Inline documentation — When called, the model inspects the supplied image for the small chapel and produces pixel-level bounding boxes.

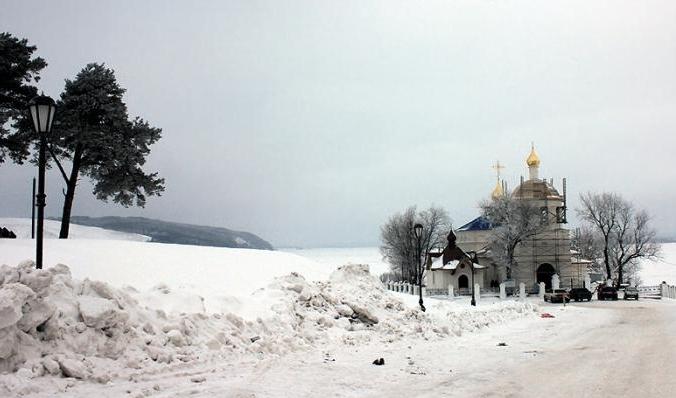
[424,145,591,295]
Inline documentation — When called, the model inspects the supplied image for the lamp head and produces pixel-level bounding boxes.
[413,223,423,239]
[28,95,56,134]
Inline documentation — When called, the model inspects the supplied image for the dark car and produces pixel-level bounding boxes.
[569,288,593,302]
[598,286,618,301]
[624,287,639,300]
[544,289,570,303]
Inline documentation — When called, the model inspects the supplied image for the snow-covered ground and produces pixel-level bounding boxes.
[282,246,391,277]
[0,221,543,397]
[0,218,149,242]
[0,239,329,317]
[2,221,675,397]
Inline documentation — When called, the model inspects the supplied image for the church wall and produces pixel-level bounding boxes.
[425,267,485,292]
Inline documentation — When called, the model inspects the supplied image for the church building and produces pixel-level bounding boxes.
[425,145,589,294]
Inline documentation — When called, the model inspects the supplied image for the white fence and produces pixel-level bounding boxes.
[659,283,676,299]
[635,283,676,299]
[387,281,676,300]
[385,281,426,296]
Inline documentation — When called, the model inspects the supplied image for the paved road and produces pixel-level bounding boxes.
[469,299,676,398]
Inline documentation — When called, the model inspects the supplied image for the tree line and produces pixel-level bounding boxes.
[0,32,164,237]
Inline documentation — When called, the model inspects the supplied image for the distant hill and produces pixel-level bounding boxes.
[65,216,274,250]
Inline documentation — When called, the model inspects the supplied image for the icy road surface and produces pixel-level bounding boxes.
[31,298,676,398]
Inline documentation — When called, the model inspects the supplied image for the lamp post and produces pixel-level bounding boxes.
[413,223,425,312]
[467,251,478,306]
[28,95,56,270]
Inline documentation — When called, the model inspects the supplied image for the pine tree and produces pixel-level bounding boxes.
[0,32,47,164]
[51,63,165,238]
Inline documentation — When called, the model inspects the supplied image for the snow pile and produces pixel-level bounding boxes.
[0,262,537,393]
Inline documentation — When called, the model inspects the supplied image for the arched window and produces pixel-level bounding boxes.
[458,274,469,289]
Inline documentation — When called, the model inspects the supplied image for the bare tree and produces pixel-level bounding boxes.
[577,192,623,280]
[577,192,660,285]
[480,196,545,280]
[610,206,660,285]
[571,226,604,274]
[379,205,451,283]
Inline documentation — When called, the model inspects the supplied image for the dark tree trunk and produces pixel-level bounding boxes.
[617,264,624,287]
[59,144,83,239]
[603,237,612,280]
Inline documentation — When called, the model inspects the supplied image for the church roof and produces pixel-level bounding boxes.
[512,179,562,200]
[430,256,485,270]
[457,216,492,231]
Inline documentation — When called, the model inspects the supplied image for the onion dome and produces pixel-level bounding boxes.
[526,144,540,167]
[491,181,504,199]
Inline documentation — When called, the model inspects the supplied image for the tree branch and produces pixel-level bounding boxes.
[46,142,70,185]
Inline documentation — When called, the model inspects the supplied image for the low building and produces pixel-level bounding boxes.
[424,231,486,295]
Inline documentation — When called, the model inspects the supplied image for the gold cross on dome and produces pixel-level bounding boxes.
[492,160,505,181]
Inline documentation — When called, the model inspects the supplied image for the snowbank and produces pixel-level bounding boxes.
[0,218,149,241]
[0,261,537,395]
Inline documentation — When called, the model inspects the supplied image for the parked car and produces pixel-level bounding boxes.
[597,286,618,301]
[544,289,570,303]
[568,288,593,302]
[624,287,639,300]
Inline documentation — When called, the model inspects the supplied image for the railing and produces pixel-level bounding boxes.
[637,285,662,299]
[659,283,676,299]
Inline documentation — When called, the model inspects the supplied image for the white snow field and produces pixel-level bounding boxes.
[0,222,542,397]
[282,247,391,276]
[0,218,149,241]
[639,242,676,284]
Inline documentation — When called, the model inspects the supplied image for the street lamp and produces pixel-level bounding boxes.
[413,223,425,312]
[28,95,56,270]
[467,251,478,306]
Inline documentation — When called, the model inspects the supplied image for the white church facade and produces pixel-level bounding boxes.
[424,146,590,295]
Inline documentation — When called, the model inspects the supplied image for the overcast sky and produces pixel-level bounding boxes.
[2,1,676,247]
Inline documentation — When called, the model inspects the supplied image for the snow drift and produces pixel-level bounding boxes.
[0,261,537,395]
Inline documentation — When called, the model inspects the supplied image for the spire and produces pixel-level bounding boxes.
[526,143,540,180]
[491,161,505,199]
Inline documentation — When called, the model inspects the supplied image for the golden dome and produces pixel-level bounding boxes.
[526,144,540,167]
[491,180,504,199]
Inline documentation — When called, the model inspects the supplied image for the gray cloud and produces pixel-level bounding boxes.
[1,0,675,247]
